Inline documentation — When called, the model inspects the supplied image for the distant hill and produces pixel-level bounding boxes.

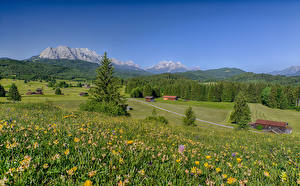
[270,66,300,76]
[175,67,246,80]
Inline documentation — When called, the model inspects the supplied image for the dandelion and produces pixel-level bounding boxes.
[33,142,39,149]
[178,145,185,154]
[64,149,70,155]
[43,164,49,169]
[216,167,221,173]
[119,158,124,164]
[84,180,93,186]
[127,140,133,145]
[281,171,287,182]
[138,169,145,176]
[236,158,242,163]
[74,137,80,143]
[264,171,270,177]
[227,177,237,184]
[204,162,209,168]
[176,159,181,163]
[195,161,200,165]
[206,156,211,160]
[66,166,78,176]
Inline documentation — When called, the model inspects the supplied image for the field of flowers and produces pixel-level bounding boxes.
[0,102,299,185]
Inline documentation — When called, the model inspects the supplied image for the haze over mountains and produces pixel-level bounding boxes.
[270,66,300,76]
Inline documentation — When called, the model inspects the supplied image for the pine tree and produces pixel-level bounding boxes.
[7,83,21,102]
[90,52,125,106]
[183,107,196,126]
[267,87,278,108]
[55,88,62,95]
[230,92,251,127]
[0,84,5,97]
[261,87,271,106]
[143,85,153,97]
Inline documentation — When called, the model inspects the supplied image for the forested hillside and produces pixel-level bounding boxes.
[0,58,150,80]
[176,68,245,80]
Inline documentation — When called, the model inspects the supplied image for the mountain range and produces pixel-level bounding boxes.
[270,66,300,76]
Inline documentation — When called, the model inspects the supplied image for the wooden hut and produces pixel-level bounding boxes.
[163,96,178,101]
[145,96,154,102]
[79,92,89,96]
[249,119,292,134]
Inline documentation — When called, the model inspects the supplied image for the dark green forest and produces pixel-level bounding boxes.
[126,74,300,110]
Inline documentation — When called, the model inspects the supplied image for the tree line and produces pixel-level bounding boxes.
[126,77,300,110]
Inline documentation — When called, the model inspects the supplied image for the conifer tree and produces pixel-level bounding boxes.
[90,52,125,106]
[0,84,5,97]
[230,92,251,127]
[143,85,153,97]
[55,88,62,95]
[267,87,278,108]
[183,107,196,126]
[7,83,21,102]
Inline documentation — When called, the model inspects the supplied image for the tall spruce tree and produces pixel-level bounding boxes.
[230,92,251,127]
[183,107,196,126]
[0,84,5,97]
[90,52,125,106]
[7,83,21,102]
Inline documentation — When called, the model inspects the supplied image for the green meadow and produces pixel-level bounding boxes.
[0,79,299,185]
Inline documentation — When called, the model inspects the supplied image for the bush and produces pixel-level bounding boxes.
[256,125,264,130]
[295,106,300,111]
[80,100,128,116]
[55,88,62,95]
[145,115,168,125]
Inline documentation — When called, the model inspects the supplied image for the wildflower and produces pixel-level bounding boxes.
[231,152,236,157]
[176,159,181,163]
[178,145,185,154]
[118,180,125,186]
[236,158,242,163]
[74,137,80,143]
[66,166,78,176]
[127,140,133,145]
[195,161,200,165]
[53,140,59,145]
[222,174,228,179]
[206,156,211,160]
[204,162,209,168]
[227,177,237,184]
[64,149,70,155]
[281,171,287,182]
[88,170,97,178]
[216,167,221,173]
[138,169,145,176]
[84,180,93,186]
[43,164,49,169]
[119,158,124,164]
[33,142,39,149]
[264,171,270,177]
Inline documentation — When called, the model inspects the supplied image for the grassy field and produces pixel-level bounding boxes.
[0,79,300,184]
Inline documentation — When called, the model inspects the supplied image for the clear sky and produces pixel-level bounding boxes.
[1,0,300,72]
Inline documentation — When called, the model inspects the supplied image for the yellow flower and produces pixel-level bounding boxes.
[227,177,237,184]
[206,156,211,160]
[176,159,181,163]
[204,162,209,168]
[127,140,133,145]
[216,168,221,173]
[222,174,228,179]
[195,161,200,165]
[66,166,78,176]
[119,158,124,164]
[264,171,270,177]
[33,142,39,149]
[84,180,93,186]
[236,158,242,163]
[74,137,80,143]
[43,164,49,169]
[64,149,70,155]
[139,169,145,176]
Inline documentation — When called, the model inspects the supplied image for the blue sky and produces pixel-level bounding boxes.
[0,0,300,72]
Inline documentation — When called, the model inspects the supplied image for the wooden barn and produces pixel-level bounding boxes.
[163,96,178,101]
[145,96,154,102]
[249,119,292,134]
[26,88,43,95]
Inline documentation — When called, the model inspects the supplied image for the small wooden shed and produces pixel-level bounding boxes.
[249,119,292,134]
[145,96,154,102]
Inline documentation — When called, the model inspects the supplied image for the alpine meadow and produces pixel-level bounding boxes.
[0,0,300,185]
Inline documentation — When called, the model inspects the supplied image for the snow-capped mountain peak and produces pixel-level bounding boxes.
[38,46,141,70]
[145,60,189,74]
[270,66,300,76]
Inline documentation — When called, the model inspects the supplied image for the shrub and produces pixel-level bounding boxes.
[183,107,196,126]
[55,88,62,95]
[256,125,264,130]
[0,84,5,97]
[80,100,128,116]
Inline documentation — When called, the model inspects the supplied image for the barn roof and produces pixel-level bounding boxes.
[254,119,288,127]
[163,96,177,98]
